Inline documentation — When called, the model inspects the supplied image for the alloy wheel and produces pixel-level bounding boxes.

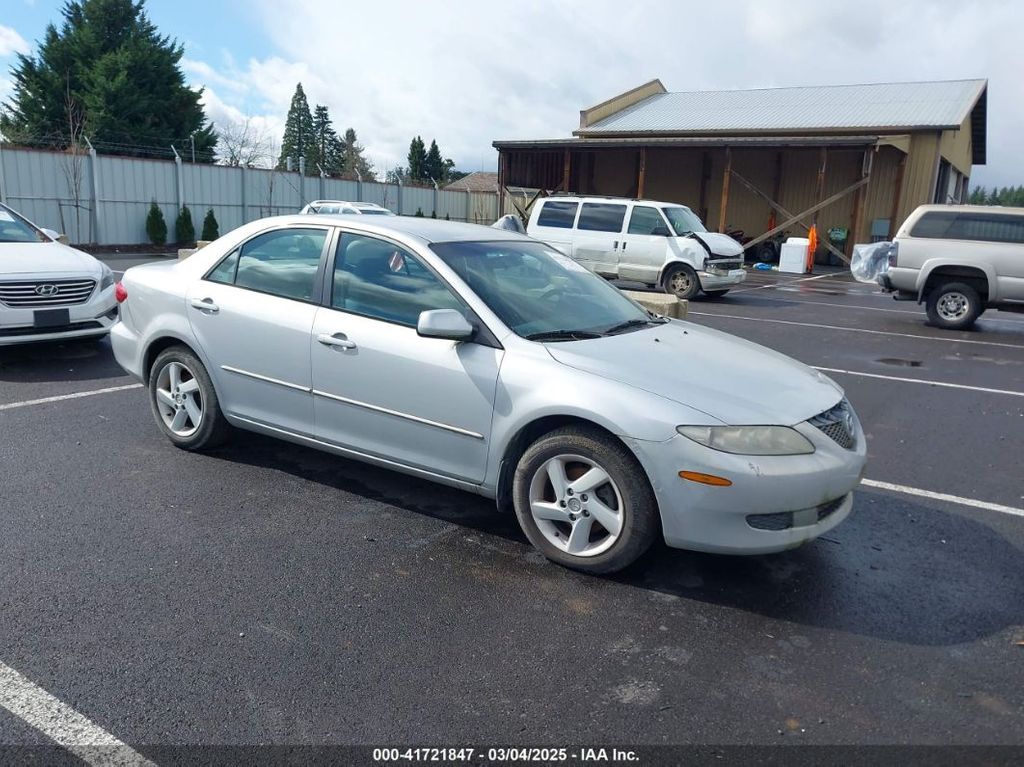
[936,291,970,322]
[528,454,624,557]
[669,271,693,296]
[154,361,204,437]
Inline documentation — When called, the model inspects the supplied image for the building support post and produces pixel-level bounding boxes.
[698,151,710,224]
[848,148,873,256]
[465,188,472,223]
[240,165,248,224]
[637,147,647,200]
[562,149,571,193]
[768,151,783,230]
[397,177,404,216]
[888,151,908,239]
[717,147,732,233]
[497,151,506,217]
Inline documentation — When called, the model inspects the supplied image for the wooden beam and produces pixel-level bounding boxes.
[562,149,571,193]
[718,147,732,233]
[887,151,908,239]
[497,152,506,216]
[698,151,711,224]
[637,147,647,199]
[848,149,873,256]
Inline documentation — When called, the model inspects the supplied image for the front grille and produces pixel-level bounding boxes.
[0,320,103,337]
[817,495,847,522]
[0,279,96,307]
[747,495,848,531]
[747,511,793,531]
[808,399,856,449]
[707,260,742,271]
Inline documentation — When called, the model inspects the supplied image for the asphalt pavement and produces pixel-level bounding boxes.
[0,261,1022,757]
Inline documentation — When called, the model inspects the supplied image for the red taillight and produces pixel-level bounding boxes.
[115,282,128,303]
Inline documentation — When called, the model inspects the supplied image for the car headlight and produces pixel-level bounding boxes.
[677,425,815,455]
[99,264,114,290]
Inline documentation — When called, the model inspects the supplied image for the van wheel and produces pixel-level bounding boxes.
[925,282,982,330]
[512,426,659,574]
[663,264,700,300]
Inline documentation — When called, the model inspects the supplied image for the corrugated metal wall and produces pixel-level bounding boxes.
[0,145,499,245]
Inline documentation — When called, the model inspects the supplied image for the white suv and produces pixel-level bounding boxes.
[526,196,745,299]
[0,203,118,346]
[300,200,394,216]
[880,204,1024,329]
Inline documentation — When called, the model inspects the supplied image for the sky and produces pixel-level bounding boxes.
[1,0,1022,187]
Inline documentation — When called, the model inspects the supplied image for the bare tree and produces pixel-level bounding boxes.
[215,116,272,168]
[58,83,89,242]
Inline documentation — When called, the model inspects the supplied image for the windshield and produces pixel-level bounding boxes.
[432,240,657,340]
[0,205,47,243]
[662,206,706,236]
[358,209,393,215]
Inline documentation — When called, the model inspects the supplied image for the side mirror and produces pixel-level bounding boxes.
[652,225,671,237]
[417,309,474,341]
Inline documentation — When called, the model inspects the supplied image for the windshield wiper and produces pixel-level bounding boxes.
[603,318,661,335]
[524,329,604,342]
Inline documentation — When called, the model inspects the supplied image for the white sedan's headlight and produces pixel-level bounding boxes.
[99,264,115,290]
[677,425,815,455]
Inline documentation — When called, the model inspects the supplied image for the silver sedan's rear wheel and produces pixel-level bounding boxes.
[148,345,231,450]
[513,426,659,574]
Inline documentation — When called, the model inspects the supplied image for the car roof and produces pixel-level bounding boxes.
[263,214,529,244]
[308,200,385,208]
[540,195,690,208]
[911,204,1024,215]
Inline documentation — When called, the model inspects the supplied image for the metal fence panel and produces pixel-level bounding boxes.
[0,145,500,245]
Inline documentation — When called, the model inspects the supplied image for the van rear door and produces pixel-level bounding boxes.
[573,202,627,277]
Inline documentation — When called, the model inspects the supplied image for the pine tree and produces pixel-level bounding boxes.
[201,208,219,241]
[277,83,316,173]
[311,105,343,175]
[145,201,166,245]
[424,139,444,184]
[1,0,216,160]
[175,205,195,244]
[407,136,427,182]
[340,128,375,180]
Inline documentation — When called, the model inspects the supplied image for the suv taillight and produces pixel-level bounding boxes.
[887,242,899,268]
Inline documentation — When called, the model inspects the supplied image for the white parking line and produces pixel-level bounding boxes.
[861,479,1024,518]
[688,311,1024,350]
[0,383,143,412]
[733,272,840,293]
[814,366,1024,398]
[0,661,155,766]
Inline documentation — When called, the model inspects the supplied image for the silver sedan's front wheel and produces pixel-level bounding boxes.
[528,454,624,557]
[154,361,203,437]
[148,345,231,451]
[513,426,659,574]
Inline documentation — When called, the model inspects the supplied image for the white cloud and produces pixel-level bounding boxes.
[186,0,1023,183]
[0,24,30,57]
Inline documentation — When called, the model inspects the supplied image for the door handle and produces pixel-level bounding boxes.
[317,332,357,350]
[190,297,219,313]
[613,241,619,250]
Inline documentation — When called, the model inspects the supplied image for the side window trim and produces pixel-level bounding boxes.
[201,224,332,304]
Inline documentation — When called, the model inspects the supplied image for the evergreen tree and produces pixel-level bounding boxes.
[201,208,219,240]
[340,128,375,180]
[145,201,166,245]
[407,136,427,182]
[424,139,444,184]
[175,205,195,244]
[311,105,343,175]
[277,83,315,173]
[1,0,216,160]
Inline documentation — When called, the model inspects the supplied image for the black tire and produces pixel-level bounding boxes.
[757,242,778,263]
[925,282,983,330]
[703,289,730,298]
[148,345,231,450]
[662,263,701,300]
[512,425,659,574]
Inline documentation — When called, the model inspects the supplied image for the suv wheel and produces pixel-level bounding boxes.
[926,282,982,330]
[512,426,659,574]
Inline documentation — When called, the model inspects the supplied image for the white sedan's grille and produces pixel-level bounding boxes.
[0,279,96,307]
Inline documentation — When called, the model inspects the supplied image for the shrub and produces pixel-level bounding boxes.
[430,210,437,219]
[414,207,424,217]
[146,201,167,246]
[444,213,450,221]
[201,208,219,241]
[175,205,195,245]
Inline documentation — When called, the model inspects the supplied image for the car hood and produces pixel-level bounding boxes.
[0,241,102,276]
[545,321,843,426]
[689,232,744,258]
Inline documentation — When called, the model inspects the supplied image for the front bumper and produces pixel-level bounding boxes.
[630,416,867,555]
[698,269,746,290]
[0,287,117,346]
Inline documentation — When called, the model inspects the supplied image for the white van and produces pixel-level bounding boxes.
[526,196,745,298]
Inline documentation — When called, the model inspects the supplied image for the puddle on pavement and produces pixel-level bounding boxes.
[876,357,923,367]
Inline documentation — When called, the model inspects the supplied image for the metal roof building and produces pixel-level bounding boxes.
[494,78,988,262]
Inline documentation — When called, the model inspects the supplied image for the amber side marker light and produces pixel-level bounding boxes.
[679,471,733,487]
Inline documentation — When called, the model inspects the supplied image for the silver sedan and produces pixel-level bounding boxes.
[112,215,866,574]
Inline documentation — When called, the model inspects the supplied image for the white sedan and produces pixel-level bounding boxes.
[0,203,118,345]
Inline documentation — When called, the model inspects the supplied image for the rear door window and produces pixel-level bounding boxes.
[946,213,1024,244]
[231,228,328,301]
[577,203,627,233]
[909,211,957,239]
[536,201,579,229]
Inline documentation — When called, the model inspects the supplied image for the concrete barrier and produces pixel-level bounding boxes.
[622,290,687,319]
[177,241,212,260]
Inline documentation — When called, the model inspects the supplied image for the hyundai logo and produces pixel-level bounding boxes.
[35,284,59,296]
